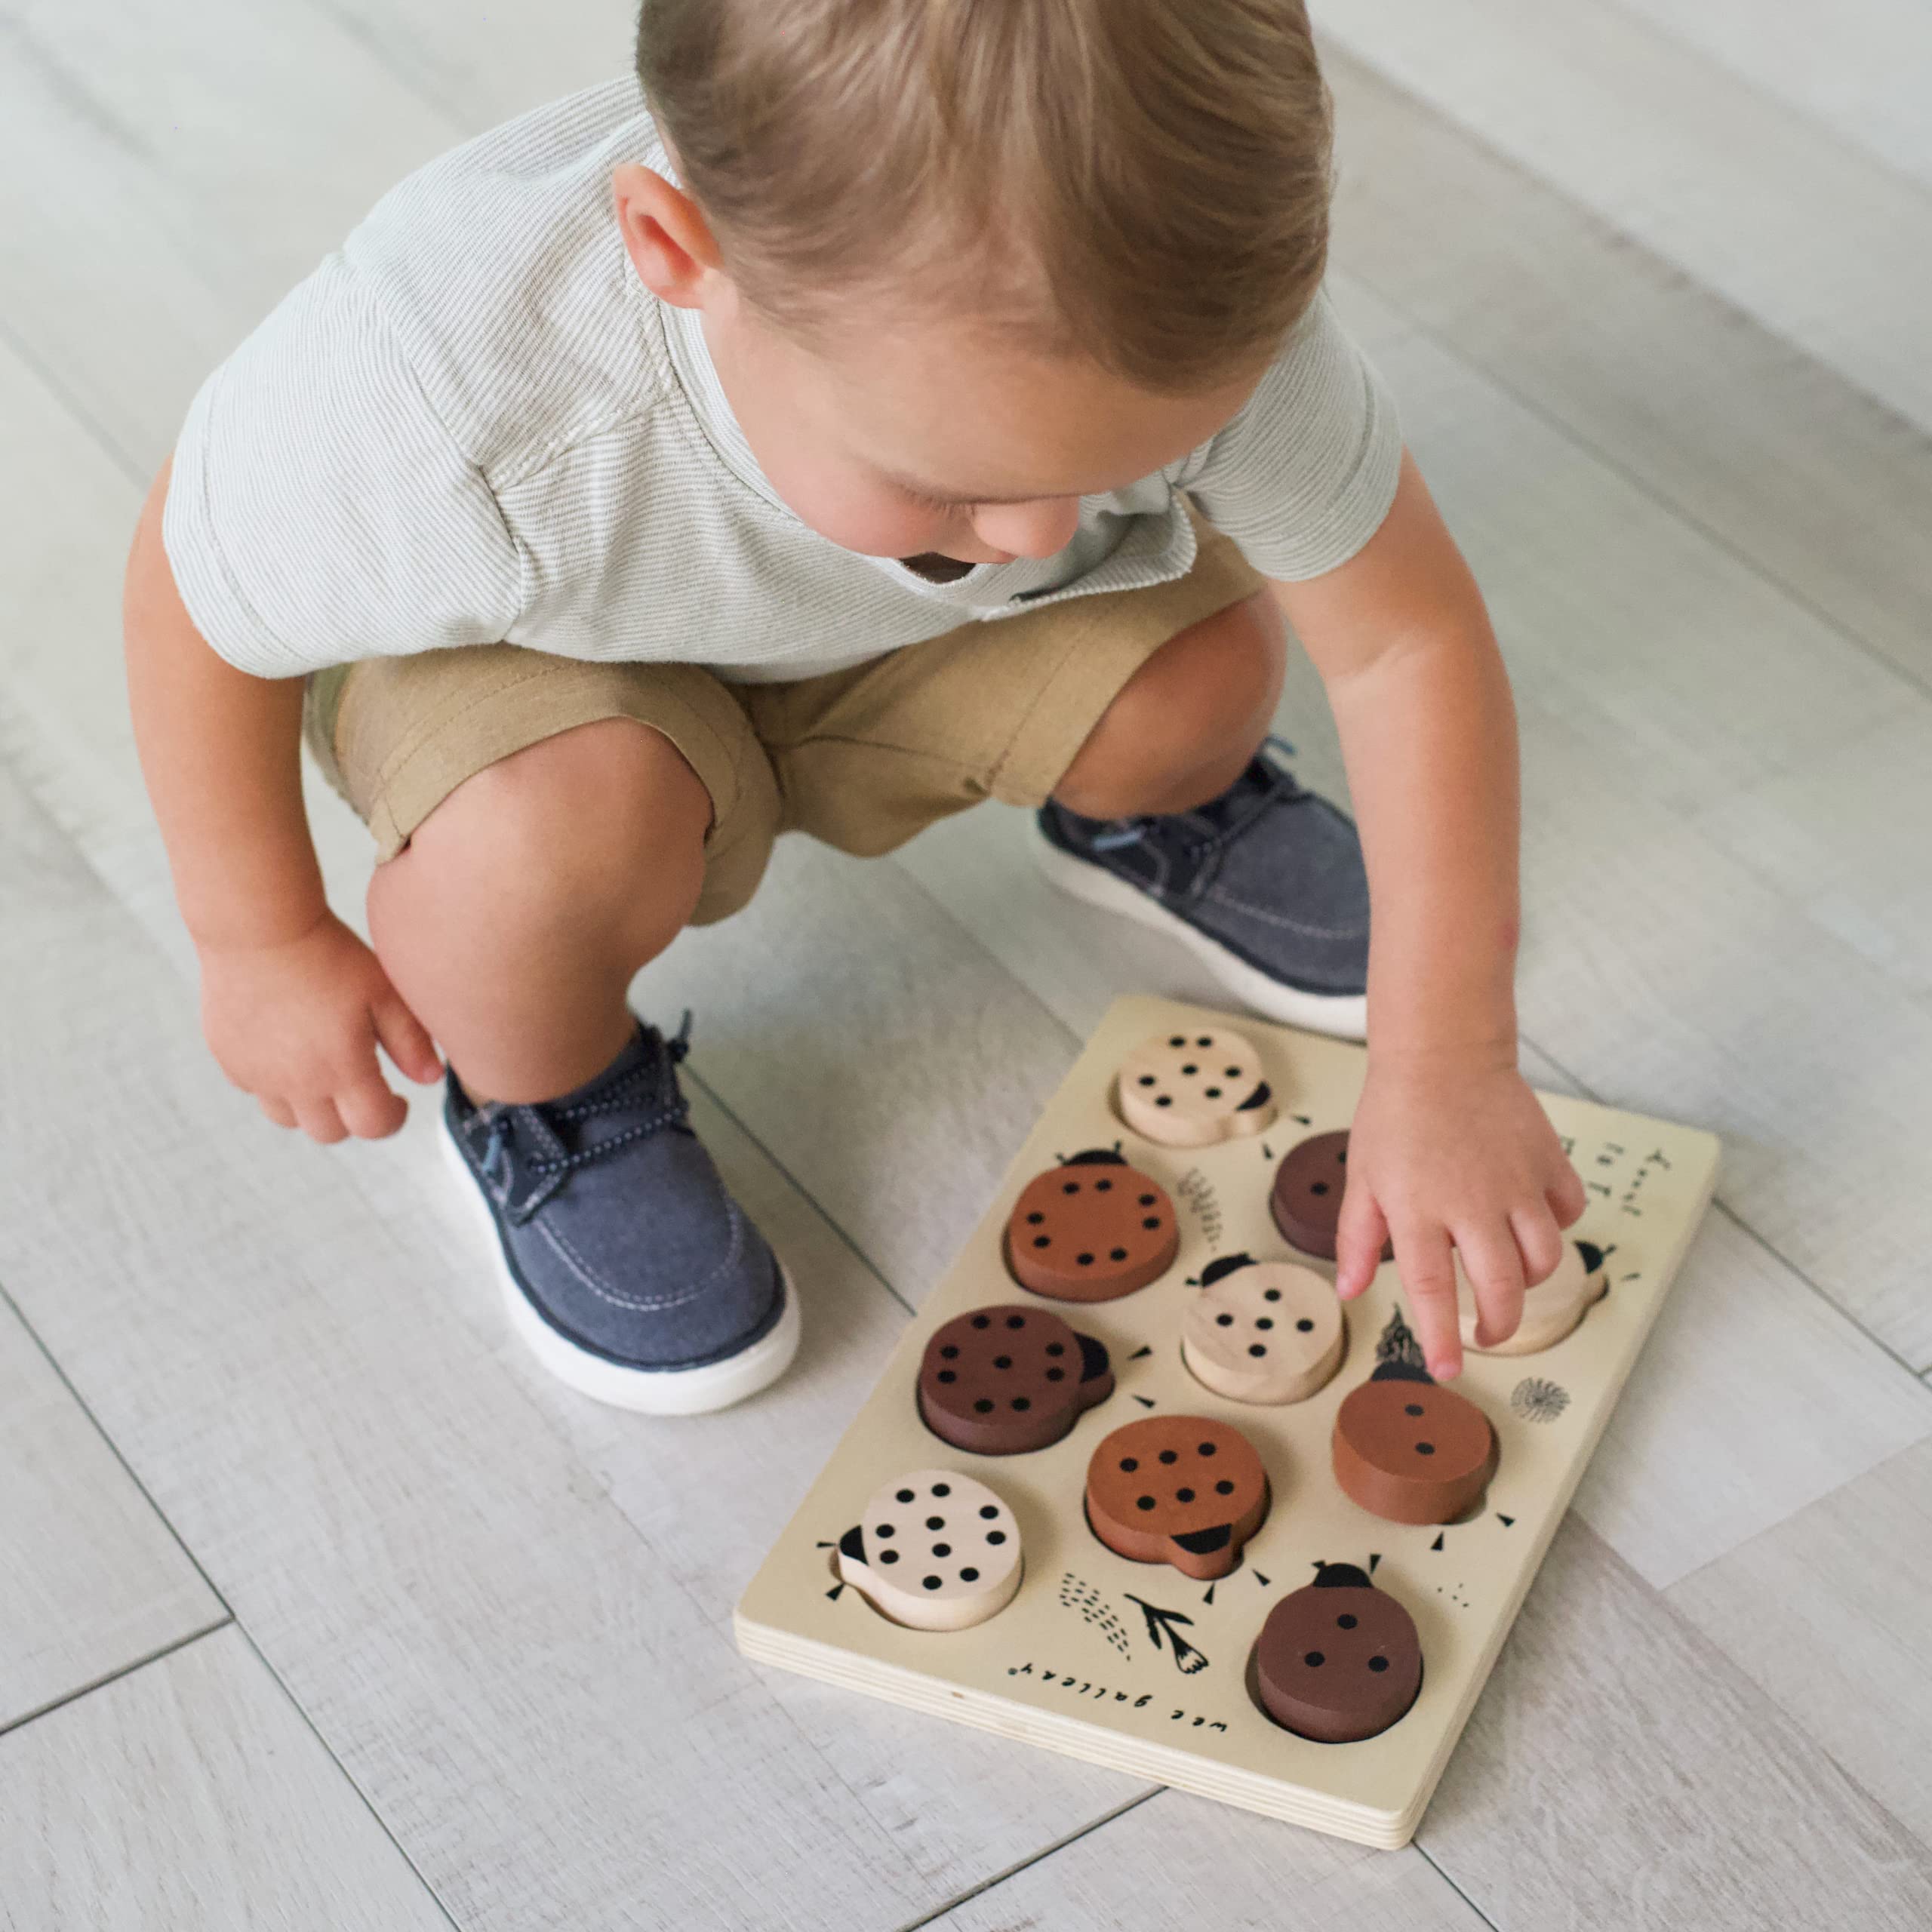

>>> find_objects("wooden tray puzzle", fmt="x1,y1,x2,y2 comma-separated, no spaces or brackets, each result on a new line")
735,995,1719,1846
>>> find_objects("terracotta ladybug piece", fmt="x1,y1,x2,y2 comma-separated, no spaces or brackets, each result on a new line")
1181,1254,1346,1406
1269,1130,1351,1260
836,1471,1023,1632
1004,1148,1179,1303
1115,1026,1275,1149
1084,1415,1271,1581
1332,1312,1497,1526
918,1303,1114,1456
1251,1562,1423,1743
1457,1239,1609,1356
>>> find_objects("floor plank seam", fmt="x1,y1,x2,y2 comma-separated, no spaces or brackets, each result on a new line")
1409,1838,1504,1931
0,1617,232,1743
890,1787,1162,1932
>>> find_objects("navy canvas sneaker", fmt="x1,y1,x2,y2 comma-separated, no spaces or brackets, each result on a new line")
1033,740,1370,1040
443,1014,798,1414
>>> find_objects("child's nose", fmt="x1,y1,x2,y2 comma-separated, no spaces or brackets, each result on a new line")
972,497,1081,560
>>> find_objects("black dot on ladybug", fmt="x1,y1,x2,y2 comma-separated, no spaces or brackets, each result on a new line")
880,1549,900,1564
1225,1066,1241,1078
932,1484,950,1497
933,1543,952,1558
1304,1651,1325,1667
1137,1496,1155,1511
940,1344,959,1358
1155,1096,1173,1109
1195,1036,1211,1047
986,1531,1007,1545
1297,1318,1314,1333
1077,1252,1095,1266
1109,1247,1127,1261
1205,1087,1222,1098
1404,1404,1424,1417
980,1504,998,1519
1257,1318,1274,1331
926,1516,945,1530
993,1355,1011,1370
1004,1316,1024,1331
971,1316,990,1330
1063,1181,1080,1195
877,1524,894,1538
1046,1367,1065,1381
1032,1236,1051,1249
1168,1035,1185,1047
1367,1657,1389,1673
1142,1217,1161,1230
1215,1479,1234,1495
1120,1457,1139,1472
1012,1398,1031,1411
896,1489,915,1503
1138,1193,1156,1207
923,1576,942,1591
1416,1442,1435,1457
1158,1449,1178,1465
1264,1288,1281,1302
1046,1343,1065,1357
1337,1614,1357,1629
1216,1313,1235,1327
974,1400,994,1414
1095,1179,1113,1192
1249,1344,1267,1358
937,1370,956,1383
1177,1487,1195,1503
1311,1181,1329,1196
1137,1075,1155,1087
961,1567,980,1583
1026,1212,1044,1225
1181,1063,1198,1075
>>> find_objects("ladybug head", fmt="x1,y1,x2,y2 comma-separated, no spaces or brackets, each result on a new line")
1060,1146,1127,1168
1576,1238,1607,1275
1311,1561,1374,1590
1198,1252,1258,1288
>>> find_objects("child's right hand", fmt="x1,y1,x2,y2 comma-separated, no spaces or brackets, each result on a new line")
198,912,444,1142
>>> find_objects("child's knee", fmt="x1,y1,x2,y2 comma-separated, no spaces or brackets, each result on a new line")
1056,592,1285,817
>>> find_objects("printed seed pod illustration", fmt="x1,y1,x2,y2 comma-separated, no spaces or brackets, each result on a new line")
836,1471,1022,1631
1331,1312,1498,1525
1251,1561,1423,1743
1115,1026,1275,1148
1004,1147,1179,1303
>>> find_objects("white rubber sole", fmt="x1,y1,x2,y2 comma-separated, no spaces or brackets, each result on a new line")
1030,822,1369,1043
441,1123,801,1415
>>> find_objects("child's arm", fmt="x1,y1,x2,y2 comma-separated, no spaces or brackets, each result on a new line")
124,461,441,1141
1269,451,1586,1378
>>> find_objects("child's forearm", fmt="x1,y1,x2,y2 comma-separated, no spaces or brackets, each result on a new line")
124,461,326,954
1270,451,1520,1060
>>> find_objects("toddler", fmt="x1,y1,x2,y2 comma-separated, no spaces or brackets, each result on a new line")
124,0,1585,1413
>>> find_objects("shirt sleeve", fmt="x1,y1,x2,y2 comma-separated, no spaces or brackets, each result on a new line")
162,254,525,678
1183,290,1404,582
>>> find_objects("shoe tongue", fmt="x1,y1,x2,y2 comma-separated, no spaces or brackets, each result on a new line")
1193,755,1291,828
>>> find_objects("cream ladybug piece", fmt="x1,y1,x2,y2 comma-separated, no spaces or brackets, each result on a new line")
835,1471,1023,1632
1115,1026,1275,1149
1457,1239,1610,1356
1181,1254,1346,1405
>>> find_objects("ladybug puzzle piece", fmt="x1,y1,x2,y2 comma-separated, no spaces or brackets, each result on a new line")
918,1303,1114,1456
1269,1130,1389,1264
1115,1026,1276,1149
1181,1254,1346,1406
1251,1561,1423,1743
1084,1414,1271,1581
836,1471,1022,1632
1004,1148,1179,1303
1332,1312,1498,1525
1457,1239,1609,1356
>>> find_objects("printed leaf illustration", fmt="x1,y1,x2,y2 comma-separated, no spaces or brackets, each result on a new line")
1124,1595,1211,1675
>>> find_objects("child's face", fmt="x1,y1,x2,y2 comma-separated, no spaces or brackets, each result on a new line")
616,162,1260,565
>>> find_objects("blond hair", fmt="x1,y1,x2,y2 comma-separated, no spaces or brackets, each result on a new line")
635,0,1333,392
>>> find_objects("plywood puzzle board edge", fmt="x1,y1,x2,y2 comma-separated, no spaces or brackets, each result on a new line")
737,995,1719,1846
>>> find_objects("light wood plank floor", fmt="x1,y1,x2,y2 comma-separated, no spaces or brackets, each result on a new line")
2,4,1930,1927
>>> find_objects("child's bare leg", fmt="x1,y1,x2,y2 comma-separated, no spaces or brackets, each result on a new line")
1053,591,1286,817
365,717,710,1102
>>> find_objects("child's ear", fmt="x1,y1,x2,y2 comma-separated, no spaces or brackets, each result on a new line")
611,162,722,309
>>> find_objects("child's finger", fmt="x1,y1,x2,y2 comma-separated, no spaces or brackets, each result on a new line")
1549,1159,1588,1229
1510,1201,1565,1287
1390,1220,1462,1380
294,1097,350,1145
338,1077,408,1141
1334,1187,1390,1300
257,1094,297,1131
375,995,444,1084
1456,1220,1526,1351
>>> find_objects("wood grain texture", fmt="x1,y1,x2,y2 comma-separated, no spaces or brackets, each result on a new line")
1313,0,1932,435
1323,48,1932,695
931,1791,1490,1932
0,1294,223,1732
1616,0,1932,195
1417,1520,1932,1930
0,765,1151,1930
1669,1438,1932,1856
0,1627,451,1932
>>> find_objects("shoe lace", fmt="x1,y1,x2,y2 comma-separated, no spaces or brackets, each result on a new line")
479,1011,694,1217
1087,734,1306,864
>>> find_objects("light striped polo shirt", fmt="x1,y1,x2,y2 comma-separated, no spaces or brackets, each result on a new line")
163,75,1403,685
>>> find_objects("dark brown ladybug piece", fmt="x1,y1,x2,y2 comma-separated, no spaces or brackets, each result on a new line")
918,1303,1114,1455
1004,1147,1178,1303
1084,1414,1270,1580
1252,1562,1423,1743
1331,1312,1497,1525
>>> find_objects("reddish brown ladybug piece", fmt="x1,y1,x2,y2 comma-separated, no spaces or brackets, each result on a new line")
1251,1562,1423,1743
918,1304,1114,1456
1084,1415,1270,1580
1332,1312,1497,1525
1269,1130,1351,1260
1004,1148,1179,1303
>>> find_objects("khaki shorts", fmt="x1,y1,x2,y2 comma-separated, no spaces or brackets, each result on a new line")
305,509,1263,925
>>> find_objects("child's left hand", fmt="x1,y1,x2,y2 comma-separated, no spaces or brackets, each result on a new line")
1334,1048,1587,1380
